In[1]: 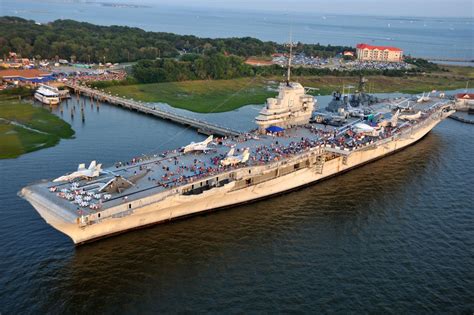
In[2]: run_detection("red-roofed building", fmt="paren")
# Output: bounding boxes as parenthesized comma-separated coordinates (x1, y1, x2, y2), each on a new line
(456, 93, 474, 100)
(356, 43, 403, 62)
(455, 93, 474, 110)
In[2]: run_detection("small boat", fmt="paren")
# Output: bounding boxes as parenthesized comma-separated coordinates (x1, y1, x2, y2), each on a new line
(34, 84, 60, 105)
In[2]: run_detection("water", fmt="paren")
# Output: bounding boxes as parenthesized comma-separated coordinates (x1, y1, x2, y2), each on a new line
(432, 60, 474, 67)
(0, 95, 473, 313)
(3, 1, 474, 60)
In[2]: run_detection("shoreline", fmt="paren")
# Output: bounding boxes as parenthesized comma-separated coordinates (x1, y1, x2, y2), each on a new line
(103, 69, 473, 113)
(0, 97, 75, 159)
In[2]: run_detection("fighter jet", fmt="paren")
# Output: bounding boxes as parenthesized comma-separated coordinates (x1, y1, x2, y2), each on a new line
(182, 135, 214, 153)
(416, 92, 431, 103)
(220, 148, 250, 166)
(346, 103, 365, 117)
(390, 109, 400, 127)
(53, 161, 102, 182)
(399, 111, 422, 121)
(378, 110, 399, 128)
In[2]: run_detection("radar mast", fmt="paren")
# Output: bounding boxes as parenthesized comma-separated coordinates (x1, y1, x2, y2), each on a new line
(286, 32, 294, 86)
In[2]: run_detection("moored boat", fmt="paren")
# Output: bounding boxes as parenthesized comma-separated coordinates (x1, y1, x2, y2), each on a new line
(34, 84, 60, 105)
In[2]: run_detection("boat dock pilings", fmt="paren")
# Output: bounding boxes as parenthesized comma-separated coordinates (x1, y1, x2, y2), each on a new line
(65, 83, 243, 137)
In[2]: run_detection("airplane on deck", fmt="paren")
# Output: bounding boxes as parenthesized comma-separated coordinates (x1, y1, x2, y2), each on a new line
(399, 111, 422, 121)
(353, 123, 381, 136)
(391, 99, 413, 112)
(417, 92, 431, 103)
(53, 161, 102, 182)
(182, 135, 214, 153)
(220, 148, 250, 166)
(346, 103, 366, 117)
(377, 110, 399, 128)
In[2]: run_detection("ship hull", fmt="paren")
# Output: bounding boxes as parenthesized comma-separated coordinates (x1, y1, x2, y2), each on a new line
(21, 110, 452, 244)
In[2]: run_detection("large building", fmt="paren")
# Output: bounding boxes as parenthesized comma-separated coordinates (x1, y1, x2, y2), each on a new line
(455, 93, 474, 112)
(356, 43, 403, 62)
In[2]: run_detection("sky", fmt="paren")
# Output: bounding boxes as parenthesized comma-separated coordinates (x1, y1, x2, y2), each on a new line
(131, 0, 474, 18)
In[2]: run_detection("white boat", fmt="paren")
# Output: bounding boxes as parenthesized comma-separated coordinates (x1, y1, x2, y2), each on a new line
(34, 84, 60, 105)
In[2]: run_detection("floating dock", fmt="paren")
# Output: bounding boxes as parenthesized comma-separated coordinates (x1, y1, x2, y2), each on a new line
(65, 83, 242, 137)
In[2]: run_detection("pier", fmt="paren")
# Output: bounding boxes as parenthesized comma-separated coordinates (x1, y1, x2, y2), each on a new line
(448, 112, 474, 124)
(65, 82, 242, 137)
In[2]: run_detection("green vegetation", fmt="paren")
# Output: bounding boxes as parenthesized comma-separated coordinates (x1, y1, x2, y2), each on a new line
(128, 54, 425, 85)
(0, 93, 74, 159)
(404, 57, 442, 71)
(297, 70, 472, 94)
(0, 17, 350, 63)
(105, 77, 276, 113)
(132, 54, 254, 83)
(104, 65, 473, 113)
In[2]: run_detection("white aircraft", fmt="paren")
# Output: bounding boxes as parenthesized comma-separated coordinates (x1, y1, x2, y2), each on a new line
(53, 161, 102, 182)
(378, 110, 399, 128)
(353, 123, 380, 136)
(353, 122, 375, 133)
(346, 103, 365, 117)
(417, 92, 431, 103)
(399, 111, 422, 121)
(182, 135, 214, 153)
(220, 148, 250, 166)
(392, 98, 412, 111)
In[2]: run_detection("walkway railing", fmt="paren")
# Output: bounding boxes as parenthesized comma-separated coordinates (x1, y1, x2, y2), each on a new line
(65, 82, 243, 137)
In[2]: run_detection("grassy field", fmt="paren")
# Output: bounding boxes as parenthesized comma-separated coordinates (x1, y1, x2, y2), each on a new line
(106, 77, 277, 113)
(105, 65, 473, 113)
(0, 97, 75, 159)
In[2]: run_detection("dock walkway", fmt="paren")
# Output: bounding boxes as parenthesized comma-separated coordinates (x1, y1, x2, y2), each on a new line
(449, 112, 474, 124)
(65, 83, 242, 137)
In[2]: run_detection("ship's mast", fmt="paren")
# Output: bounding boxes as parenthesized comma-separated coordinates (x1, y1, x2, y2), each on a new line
(286, 33, 294, 86)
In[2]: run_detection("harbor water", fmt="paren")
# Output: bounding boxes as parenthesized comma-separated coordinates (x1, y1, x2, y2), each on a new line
(0, 96, 473, 313)
(3, 0, 474, 61)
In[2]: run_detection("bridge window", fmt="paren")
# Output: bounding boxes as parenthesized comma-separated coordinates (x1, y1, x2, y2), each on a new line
(128, 204, 132, 209)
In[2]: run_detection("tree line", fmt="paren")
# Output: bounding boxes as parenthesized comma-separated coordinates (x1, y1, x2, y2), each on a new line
(0, 16, 352, 63)
(132, 53, 256, 83)
(117, 53, 418, 85)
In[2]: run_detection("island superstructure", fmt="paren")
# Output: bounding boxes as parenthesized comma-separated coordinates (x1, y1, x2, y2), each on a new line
(20, 55, 455, 245)
(256, 45, 315, 132)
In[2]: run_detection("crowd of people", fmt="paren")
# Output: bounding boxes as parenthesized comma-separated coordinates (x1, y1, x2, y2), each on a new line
(93, 106, 443, 197)
(60, 70, 127, 84)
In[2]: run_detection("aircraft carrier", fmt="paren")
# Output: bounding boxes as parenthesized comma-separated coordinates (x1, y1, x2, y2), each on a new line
(20, 59, 455, 244)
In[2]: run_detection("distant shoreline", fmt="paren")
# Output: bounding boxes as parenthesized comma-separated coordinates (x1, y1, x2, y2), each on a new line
(3, 1, 472, 60)
(429, 60, 474, 67)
